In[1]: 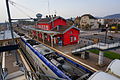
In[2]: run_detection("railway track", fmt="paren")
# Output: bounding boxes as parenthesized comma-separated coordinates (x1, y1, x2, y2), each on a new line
(17, 49, 40, 80)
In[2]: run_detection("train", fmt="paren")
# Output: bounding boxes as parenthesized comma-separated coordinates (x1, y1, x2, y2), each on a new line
(18, 36, 120, 80)
(19, 36, 93, 80)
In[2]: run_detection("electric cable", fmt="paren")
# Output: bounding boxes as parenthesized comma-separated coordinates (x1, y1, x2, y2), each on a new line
(9, 0, 34, 19)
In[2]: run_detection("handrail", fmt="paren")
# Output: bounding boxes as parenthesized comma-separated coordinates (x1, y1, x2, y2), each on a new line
(72, 42, 120, 53)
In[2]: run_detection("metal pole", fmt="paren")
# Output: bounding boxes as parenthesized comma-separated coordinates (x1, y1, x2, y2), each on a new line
(105, 24, 108, 44)
(6, 0, 14, 43)
(50, 35, 53, 47)
(0, 52, 1, 78)
(6, 0, 19, 65)
(42, 33, 44, 43)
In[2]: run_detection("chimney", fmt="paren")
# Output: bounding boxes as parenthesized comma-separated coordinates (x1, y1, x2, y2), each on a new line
(54, 14, 56, 18)
(49, 15, 51, 19)
(46, 15, 48, 18)
(51, 15, 53, 18)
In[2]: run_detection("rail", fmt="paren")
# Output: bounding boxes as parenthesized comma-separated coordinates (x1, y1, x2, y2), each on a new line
(17, 49, 39, 80)
(0, 43, 8, 80)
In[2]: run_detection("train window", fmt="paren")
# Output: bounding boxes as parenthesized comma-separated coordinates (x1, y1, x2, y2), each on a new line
(27, 40, 39, 46)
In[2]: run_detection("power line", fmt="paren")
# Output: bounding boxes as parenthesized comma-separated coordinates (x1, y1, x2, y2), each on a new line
(48, 0, 50, 15)
(9, 0, 37, 14)
(9, 1, 32, 18)
(9, 0, 37, 19)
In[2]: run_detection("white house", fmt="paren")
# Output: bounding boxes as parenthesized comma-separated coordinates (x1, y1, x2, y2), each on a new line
(80, 14, 99, 30)
(98, 19, 105, 25)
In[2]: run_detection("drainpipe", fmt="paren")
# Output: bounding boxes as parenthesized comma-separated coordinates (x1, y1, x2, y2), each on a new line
(78, 32, 80, 44)
(57, 26, 59, 31)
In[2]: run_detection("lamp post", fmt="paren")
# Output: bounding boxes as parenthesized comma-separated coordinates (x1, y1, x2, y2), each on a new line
(105, 24, 108, 44)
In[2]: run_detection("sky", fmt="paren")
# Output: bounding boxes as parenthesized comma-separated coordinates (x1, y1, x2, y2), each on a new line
(0, 0, 120, 22)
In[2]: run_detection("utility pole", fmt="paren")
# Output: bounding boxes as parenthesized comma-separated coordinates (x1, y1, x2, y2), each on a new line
(105, 24, 108, 44)
(6, 0, 19, 65)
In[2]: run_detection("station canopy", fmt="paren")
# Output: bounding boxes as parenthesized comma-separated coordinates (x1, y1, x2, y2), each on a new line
(29, 27, 60, 35)
(0, 30, 20, 42)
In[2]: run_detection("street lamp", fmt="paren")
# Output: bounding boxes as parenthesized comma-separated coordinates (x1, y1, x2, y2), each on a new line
(105, 24, 108, 44)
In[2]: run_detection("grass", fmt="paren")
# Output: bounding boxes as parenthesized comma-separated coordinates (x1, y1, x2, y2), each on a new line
(88, 49, 120, 59)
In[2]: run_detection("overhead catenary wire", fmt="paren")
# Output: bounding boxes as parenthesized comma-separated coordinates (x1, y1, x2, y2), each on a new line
(11, 4, 32, 18)
(9, 0, 37, 14)
(48, 0, 50, 15)
(9, 0, 35, 19)
(9, 0, 54, 18)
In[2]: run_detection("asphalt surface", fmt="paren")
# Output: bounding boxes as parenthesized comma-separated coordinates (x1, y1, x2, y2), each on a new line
(80, 30, 120, 44)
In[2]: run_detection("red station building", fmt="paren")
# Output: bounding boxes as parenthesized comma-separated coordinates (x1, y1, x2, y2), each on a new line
(31, 16, 80, 46)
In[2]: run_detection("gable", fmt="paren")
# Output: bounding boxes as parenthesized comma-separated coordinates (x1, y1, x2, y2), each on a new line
(65, 27, 79, 34)
(51, 25, 80, 34)
(63, 26, 80, 34)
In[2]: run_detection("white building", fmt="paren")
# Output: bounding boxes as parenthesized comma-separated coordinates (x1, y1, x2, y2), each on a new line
(80, 14, 99, 30)
(98, 19, 105, 25)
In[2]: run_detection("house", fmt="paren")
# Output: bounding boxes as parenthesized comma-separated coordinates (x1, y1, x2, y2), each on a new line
(80, 14, 99, 30)
(51, 25, 80, 45)
(31, 16, 80, 46)
(98, 19, 105, 25)
(35, 15, 67, 30)
(74, 16, 81, 28)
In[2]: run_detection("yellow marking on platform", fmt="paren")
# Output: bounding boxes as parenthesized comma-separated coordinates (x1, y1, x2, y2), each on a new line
(17, 49, 31, 71)
(35, 39, 98, 72)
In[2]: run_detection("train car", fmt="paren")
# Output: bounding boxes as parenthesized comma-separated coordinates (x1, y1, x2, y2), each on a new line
(106, 59, 120, 78)
(19, 36, 93, 80)
(87, 71, 120, 80)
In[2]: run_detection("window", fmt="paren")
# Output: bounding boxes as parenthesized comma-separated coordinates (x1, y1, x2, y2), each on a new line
(43, 25, 44, 29)
(70, 31, 73, 34)
(74, 37, 76, 41)
(46, 25, 48, 30)
(70, 36, 76, 42)
(70, 36, 74, 42)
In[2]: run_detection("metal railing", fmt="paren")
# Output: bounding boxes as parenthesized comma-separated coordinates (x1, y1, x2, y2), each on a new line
(72, 42, 120, 53)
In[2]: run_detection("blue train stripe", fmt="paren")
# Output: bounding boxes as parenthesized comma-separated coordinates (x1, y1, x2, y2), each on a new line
(21, 38, 71, 80)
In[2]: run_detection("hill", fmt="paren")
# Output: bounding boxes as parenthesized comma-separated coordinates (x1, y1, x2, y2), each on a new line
(103, 14, 120, 19)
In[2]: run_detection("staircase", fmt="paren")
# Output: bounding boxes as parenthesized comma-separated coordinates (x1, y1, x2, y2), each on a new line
(72, 42, 120, 53)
